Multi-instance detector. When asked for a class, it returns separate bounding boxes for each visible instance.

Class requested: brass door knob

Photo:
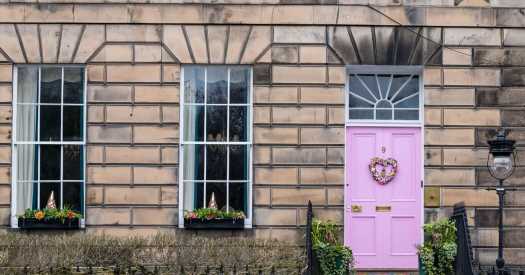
[351,205,362,213]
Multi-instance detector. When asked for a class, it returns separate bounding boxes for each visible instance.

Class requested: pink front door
[345,126,422,270]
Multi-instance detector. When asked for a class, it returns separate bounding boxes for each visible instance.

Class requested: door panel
[349,217,376,255]
[345,127,421,269]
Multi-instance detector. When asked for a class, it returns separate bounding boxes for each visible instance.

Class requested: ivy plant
[418,219,457,275]
[311,219,353,275]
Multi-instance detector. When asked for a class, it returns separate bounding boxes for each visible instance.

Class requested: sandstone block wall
[0,2,524,266]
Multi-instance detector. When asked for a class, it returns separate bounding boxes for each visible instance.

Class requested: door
[345,126,421,269]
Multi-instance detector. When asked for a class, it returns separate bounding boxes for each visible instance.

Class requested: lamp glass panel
[488,154,515,180]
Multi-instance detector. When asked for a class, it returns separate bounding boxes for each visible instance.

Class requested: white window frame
[346,65,424,128]
[10,65,87,228]
[178,65,253,228]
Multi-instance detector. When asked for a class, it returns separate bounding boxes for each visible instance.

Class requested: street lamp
[487,129,516,275]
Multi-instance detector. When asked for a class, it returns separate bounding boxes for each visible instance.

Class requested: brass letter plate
[376,206,391,212]
[351,205,362,213]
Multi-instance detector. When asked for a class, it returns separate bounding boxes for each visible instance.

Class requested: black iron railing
[305,200,320,275]
[452,202,525,275]
[306,200,313,275]
[451,202,475,275]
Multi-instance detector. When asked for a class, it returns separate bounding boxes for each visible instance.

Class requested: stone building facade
[0,0,524,269]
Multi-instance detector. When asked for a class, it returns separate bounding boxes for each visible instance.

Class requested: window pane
[63,145,82,180]
[376,100,392,108]
[41,67,61,103]
[17,67,38,103]
[206,66,228,104]
[229,182,247,214]
[16,144,37,181]
[356,74,380,100]
[229,145,248,181]
[206,106,227,142]
[229,106,247,142]
[387,75,411,100]
[40,105,61,141]
[183,105,204,142]
[16,181,36,215]
[63,106,83,141]
[377,74,391,99]
[16,104,37,142]
[183,181,204,211]
[40,145,60,180]
[395,94,419,108]
[349,75,376,102]
[391,76,419,104]
[394,109,419,120]
[206,144,227,180]
[206,182,226,210]
[183,144,204,181]
[63,68,84,103]
[63,182,82,212]
[349,109,373,120]
[348,94,373,108]
[230,67,249,103]
[184,67,205,103]
[376,109,392,120]
[40,181,60,209]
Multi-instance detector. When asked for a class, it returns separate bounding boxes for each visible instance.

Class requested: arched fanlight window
[348,73,420,121]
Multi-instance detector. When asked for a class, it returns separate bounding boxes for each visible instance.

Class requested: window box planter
[184,218,245,229]
[17,218,80,230]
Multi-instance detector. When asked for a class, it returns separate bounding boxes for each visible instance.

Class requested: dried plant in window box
[17,208,82,229]
[184,208,245,229]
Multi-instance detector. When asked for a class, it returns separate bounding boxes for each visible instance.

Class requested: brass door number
[376,206,391,212]
[351,205,362,213]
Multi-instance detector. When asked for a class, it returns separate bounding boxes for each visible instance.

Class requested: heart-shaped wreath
[369,157,398,185]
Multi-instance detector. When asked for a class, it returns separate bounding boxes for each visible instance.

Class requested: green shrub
[311,219,353,275]
[418,219,457,275]
[0,232,305,274]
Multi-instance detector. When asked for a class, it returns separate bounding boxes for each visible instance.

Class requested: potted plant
[18,208,82,229]
[418,219,457,275]
[184,208,245,229]
[311,219,354,275]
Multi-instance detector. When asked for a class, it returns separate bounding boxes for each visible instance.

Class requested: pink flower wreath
[368,157,398,185]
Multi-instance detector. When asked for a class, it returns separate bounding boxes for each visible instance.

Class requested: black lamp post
[487,129,516,275]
